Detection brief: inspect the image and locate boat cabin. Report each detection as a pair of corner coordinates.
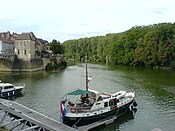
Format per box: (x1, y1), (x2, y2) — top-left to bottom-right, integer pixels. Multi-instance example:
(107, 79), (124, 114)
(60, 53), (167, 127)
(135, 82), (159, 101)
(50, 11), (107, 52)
(63, 89), (126, 114)
(0, 81), (25, 98)
(0, 83), (15, 92)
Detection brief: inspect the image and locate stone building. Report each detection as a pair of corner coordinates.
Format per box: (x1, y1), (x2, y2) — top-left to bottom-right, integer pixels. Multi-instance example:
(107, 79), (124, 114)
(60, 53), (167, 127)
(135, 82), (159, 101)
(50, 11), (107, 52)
(0, 31), (66, 71)
(38, 38), (52, 58)
(15, 32), (42, 61)
(0, 31), (18, 41)
(0, 37), (14, 57)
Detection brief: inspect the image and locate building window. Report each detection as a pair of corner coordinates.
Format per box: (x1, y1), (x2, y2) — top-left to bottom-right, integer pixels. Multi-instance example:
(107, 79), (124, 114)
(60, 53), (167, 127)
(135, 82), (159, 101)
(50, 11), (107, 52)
(18, 49), (20, 55)
(15, 42), (18, 47)
(24, 41), (27, 46)
(16, 41), (20, 47)
(24, 49), (27, 55)
(27, 40), (30, 45)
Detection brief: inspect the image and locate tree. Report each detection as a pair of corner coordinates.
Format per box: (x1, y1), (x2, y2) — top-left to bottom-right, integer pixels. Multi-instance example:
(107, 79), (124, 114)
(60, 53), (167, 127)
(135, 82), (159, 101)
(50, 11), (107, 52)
(62, 22), (175, 69)
(50, 39), (63, 54)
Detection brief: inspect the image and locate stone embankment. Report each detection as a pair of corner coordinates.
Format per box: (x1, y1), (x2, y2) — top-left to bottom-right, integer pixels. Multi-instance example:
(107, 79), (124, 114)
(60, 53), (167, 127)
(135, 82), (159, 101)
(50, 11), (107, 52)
(0, 55), (66, 72)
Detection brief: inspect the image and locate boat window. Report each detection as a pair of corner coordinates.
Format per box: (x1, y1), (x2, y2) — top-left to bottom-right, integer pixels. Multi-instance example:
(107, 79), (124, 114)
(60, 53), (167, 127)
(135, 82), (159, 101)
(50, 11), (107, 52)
(92, 93), (96, 97)
(97, 96), (103, 101)
(4, 86), (14, 89)
(109, 100), (114, 106)
(104, 102), (108, 107)
(114, 99), (117, 105)
(96, 102), (101, 105)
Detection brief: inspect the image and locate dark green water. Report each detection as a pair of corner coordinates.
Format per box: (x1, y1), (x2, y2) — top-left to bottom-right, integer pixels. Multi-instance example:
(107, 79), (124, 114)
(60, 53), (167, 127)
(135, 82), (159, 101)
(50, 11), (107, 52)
(0, 64), (175, 131)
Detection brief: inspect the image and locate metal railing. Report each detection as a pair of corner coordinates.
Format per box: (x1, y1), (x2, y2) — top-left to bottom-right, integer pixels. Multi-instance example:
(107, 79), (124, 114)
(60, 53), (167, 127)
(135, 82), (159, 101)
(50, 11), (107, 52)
(13, 83), (25, 87)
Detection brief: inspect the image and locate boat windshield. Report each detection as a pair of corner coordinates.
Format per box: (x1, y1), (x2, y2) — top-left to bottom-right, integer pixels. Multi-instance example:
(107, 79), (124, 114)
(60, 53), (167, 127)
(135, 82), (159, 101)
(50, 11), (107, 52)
(4, 86), (14, 89)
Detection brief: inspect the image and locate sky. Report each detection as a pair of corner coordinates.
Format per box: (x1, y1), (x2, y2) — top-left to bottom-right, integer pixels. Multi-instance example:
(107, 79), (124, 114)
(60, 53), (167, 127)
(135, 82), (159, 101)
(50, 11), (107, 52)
(0, 0), (175, 42)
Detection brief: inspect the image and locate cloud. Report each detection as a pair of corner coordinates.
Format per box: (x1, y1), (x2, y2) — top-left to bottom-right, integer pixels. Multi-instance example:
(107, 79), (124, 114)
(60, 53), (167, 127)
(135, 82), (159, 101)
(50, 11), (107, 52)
(151, 8), (166, 14)
(0, 0), (175, 42)
(69, 32), (106, 38)
(79, 24), (88, 27)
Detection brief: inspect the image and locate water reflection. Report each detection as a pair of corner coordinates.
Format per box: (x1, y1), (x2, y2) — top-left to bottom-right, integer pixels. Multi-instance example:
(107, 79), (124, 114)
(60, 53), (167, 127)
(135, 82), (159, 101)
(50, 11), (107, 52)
(2, 93), (24, 101)
(0, 64), (175, 130)
(90, 111), (136, 131)
(0, 71), (51, 83)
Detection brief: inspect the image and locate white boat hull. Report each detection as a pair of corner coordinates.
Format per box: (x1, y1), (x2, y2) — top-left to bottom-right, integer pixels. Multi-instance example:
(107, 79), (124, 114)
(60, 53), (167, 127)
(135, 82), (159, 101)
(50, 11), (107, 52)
(63, 99), (137, 127)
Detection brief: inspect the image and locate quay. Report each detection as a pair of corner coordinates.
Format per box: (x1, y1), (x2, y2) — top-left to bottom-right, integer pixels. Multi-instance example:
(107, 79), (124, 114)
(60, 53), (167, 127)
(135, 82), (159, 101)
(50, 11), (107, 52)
(78, 116), (117, 131)
(0, 99), (75, 131)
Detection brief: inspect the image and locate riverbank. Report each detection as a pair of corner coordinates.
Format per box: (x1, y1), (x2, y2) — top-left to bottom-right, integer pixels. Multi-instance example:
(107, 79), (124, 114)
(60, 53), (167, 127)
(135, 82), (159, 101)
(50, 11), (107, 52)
(0, 55), (67, 72)
(67, 59), (175, 72)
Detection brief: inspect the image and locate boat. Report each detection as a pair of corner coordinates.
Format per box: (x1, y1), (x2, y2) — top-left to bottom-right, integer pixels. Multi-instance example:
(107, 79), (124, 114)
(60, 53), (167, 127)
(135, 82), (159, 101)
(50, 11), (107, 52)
(0, 80), (25, 98)
(60, 61), (137, 128)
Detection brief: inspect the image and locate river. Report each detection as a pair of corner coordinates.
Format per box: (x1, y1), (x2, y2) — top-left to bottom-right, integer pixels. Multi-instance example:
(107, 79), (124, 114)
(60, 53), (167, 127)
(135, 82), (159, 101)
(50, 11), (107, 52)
(0, 64), (175, 131)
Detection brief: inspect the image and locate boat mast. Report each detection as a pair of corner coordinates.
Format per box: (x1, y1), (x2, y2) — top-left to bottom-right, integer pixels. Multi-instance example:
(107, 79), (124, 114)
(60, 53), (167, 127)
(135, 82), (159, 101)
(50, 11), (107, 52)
(85, 56), (88, 92)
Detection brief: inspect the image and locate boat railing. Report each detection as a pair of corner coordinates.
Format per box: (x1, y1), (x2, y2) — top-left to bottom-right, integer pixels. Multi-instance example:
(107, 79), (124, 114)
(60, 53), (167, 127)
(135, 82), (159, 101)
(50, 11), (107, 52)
(14, 83), (25, 87)
(66, 105), (106, 113)
(66, 105), (91, 113)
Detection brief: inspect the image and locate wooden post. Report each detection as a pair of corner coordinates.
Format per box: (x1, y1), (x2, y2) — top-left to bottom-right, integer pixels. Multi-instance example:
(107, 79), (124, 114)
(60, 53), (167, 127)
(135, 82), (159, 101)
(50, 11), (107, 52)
(85, 56), (89, 99)
(106, 56), (109, 66)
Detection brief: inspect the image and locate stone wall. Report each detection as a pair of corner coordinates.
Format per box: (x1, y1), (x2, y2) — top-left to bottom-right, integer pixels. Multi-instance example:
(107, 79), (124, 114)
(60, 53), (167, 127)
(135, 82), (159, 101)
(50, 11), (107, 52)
(42, 58), (50, 67)
(0, 58), (13, 72)
(13, 57), (44, 72)
(0, 57), (44, 72)
(0, 55), (66, 72)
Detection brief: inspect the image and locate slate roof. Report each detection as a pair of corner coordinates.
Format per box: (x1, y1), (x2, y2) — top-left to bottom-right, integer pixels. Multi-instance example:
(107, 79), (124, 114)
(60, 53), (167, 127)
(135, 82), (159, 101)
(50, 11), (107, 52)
(0, 37), (14, 44)
(37, 38), (49, 45)
(0, 32), (20, 41)
(0, 31), (11, 39)
(16, 32), (36, 41)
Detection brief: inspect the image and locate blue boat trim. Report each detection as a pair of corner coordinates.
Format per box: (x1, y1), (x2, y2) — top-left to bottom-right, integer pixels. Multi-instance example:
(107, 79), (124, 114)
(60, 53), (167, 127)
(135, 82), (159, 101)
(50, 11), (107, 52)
(0, 89), (23, 98)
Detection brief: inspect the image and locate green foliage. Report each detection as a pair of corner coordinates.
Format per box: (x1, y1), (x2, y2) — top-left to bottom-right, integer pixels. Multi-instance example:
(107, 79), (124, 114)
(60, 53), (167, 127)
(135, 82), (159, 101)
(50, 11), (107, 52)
(50, 39), (64, 54)
(58, 61), (67, 67)
(45, 57), (67, 71)
(45, 63), (58, 71)
(62, 22), (175, 69)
